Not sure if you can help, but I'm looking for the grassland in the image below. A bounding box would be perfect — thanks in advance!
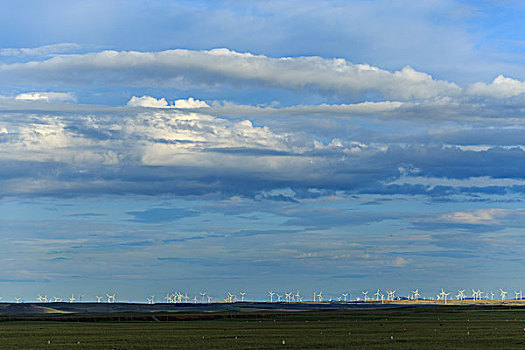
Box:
[1,306,525,349]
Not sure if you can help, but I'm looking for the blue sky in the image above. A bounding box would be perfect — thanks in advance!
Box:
[0,0,524,302]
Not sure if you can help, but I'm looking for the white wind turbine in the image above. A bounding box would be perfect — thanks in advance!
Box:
[69,295,76,303]
[456,290,465,301]
[362,291,369,302]
[268,291,275,302]
[440,289,450,304]
[37,294,44,302]
[285,292,292,303]
[374,289,381,301]
[200,292,206,302]
[313,291,316,302]
[193,295,198,303]
[14,297,21,303]
[96,296,103,303]
[342,293,349,302]
[295,291,301,302]
[500,289,508,301]
[490,292,495,300]
[515,290,522,300]
[53,296,61,302]
[277,294,283,302]
[147,296,154,304]
[317,291,323,302]
[239,292,246,302]
[106,293,116,303]
[412,289,420,301]
[207,295,212,303]
[387,290,396,301]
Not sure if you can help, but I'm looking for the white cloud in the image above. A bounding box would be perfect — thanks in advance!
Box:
[439,209,525,226]
[15,92,76,103]
[467,75,525,98]
[391,256,411,267]
[127,96,209,109]
[173,97,209,108]
[1,48,461,101]
[127,96,169,108]
[207,100,404,117]
[0,43,81,57]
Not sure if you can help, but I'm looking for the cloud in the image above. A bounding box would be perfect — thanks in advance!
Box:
[15,92,76,103]
[467,75,525,98]
[411,209,525,232]
[391,256,411,267]
[127,96,209,109]
[127,95,169,108]
[439,209,525,226]
[173,97,209,108]
[0,43,81,57]
[0,48,461,101]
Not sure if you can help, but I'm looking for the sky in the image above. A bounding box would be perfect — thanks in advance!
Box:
[0,0,524,302]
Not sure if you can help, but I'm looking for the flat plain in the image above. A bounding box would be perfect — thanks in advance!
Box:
[1,305,525,349]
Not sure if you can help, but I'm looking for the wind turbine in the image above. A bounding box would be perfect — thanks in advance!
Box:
[53,296,61,302]
[69,295,76,303]
[342,293,349,302]
[277,294,283,302]
[14,297,21,303]
[515,291,522,300]
[268,291,275,302]
[362,291,369,302]
[147,296,154,304]
[200,292,206,302]
[239,292,246,302]
[96,296,103,303]
[285,292,292,303]
[500,289,508,301]
[412,289,420,301]
[37,294,44,302]
[440,289,450,304]
[295,291,301,302]
[317,291,323,302]
[456,290,465,301]
[207,295,212,303]
[387,290,396,301]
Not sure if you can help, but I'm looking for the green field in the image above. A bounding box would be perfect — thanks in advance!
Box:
[2,307,525,349]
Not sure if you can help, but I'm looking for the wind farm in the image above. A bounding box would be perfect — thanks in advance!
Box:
[1,292,525,349]
[3,287,525,309]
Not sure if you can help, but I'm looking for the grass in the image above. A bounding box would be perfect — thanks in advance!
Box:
[1,307,525,349]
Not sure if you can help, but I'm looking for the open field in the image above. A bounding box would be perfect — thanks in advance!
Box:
[1,305,525,349]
